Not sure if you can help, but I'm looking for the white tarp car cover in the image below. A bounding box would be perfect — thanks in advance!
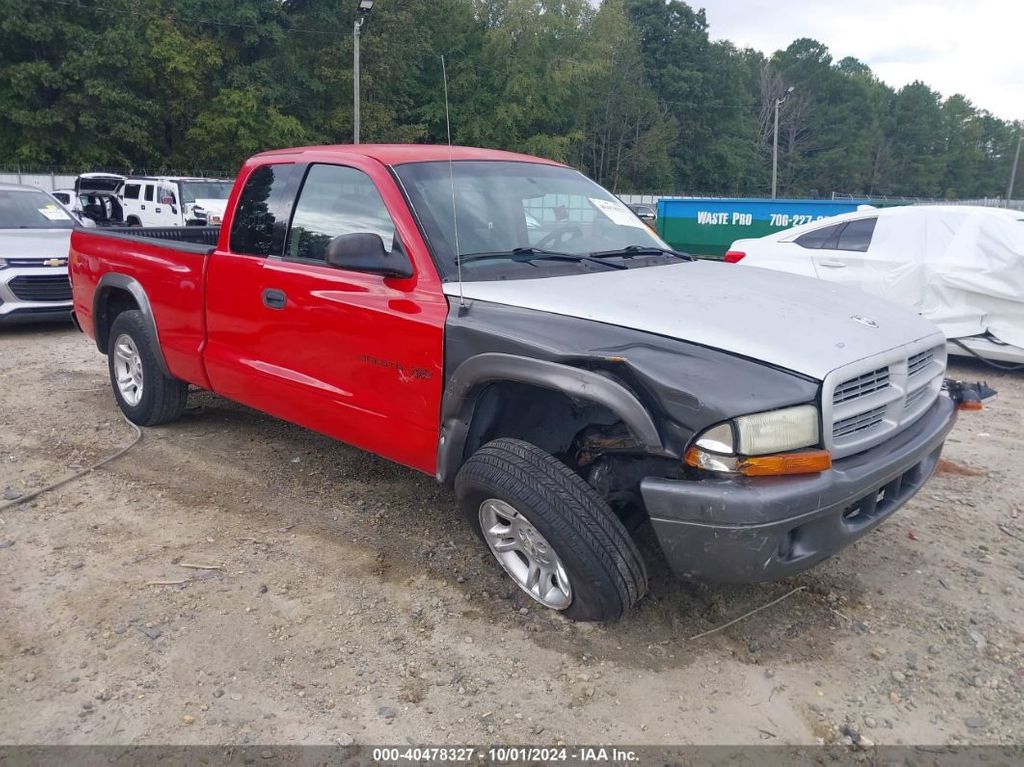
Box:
[856,206,1024,349]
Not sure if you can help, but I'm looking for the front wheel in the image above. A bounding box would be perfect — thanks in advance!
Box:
[456,438,648,621]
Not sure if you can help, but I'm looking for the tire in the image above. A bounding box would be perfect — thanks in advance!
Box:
[107,310,188,426]
[126,217,141,227]
[456,438,647,621]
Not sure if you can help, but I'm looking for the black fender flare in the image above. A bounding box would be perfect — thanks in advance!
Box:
[92,273,171,376]
[436,353,665,483]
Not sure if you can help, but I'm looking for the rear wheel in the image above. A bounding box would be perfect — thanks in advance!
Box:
[107,310,188,426]
[456,438,647,621]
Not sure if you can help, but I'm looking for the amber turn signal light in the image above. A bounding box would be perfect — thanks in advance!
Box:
[736,449,832,477]
[685,447,832,476]
[957,400,983,411]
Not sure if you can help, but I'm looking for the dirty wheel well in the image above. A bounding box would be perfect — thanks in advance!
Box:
[95,287,140,352]
[463,382,676,522]
[465,382,619,461]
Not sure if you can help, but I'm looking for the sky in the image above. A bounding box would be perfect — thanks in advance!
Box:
[700,0,1024,121]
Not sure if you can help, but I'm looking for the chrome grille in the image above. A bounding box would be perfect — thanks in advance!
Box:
[823,340,947,459]
[833,366,890,403]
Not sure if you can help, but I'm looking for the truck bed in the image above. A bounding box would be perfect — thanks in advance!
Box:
[80,225,221,252]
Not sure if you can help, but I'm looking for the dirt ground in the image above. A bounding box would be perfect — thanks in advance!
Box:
[1,322,1022,747]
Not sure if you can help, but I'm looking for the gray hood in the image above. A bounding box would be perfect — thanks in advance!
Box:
[0,229,73,259]
[443,260,943,380]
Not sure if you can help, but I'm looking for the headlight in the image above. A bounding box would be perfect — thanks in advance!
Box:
[0,257,8,269]
[734,404,819,455]
[686,404,830,477]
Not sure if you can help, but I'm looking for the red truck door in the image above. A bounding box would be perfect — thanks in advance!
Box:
[203,158,448,475]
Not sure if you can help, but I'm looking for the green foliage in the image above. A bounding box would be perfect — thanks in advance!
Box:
[0,0,1018,197]
[186,88,309,169]
[572,0,675,191]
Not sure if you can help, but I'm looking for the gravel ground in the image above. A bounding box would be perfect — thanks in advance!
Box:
[1,322,1022,747]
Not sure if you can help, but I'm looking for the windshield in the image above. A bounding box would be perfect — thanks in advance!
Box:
[0,189,76,230]
[394,161,671,281]
[180,181,233,204]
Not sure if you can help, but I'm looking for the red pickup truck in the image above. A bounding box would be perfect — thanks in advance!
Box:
[70,144,967,621]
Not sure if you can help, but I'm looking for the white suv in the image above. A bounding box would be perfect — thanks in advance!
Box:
[119,176,232,227]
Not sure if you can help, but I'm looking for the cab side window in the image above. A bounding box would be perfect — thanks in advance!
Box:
[285,164,396,263]
[143,185,154,202]
[229,164,296,257]
[123,184,140,200]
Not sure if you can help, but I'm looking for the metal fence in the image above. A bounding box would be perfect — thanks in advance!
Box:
[0,168,236,191]
[0,171,78,191]
[5,169,1022,211]
[618,192,1024,211]
[920,198,1024,211]
[829,192,1024,211]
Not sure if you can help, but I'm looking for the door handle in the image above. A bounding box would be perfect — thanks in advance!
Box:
[819,259,847,268]
[155,207,162,213]
[262,288,287,310]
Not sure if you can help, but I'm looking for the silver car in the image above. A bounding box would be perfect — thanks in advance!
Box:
[0,184,76,324]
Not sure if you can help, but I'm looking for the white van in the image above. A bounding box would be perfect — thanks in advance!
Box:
[119,176,233,227]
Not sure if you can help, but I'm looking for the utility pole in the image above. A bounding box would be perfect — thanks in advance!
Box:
[1007,129,1022,206]
[353,0,374,144]
[772,86,794,200]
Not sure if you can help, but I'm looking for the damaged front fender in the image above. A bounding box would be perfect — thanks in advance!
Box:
[435,352,665,484]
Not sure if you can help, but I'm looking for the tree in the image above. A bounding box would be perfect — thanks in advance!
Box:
[574,0,675,191]
[0,0,1017,198]
[0,0,155,166]
[623,0,716,189]
[186,88,308,169]
[885,82,945,196]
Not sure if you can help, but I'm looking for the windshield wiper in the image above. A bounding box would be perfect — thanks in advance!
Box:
[589,245,695,261]
[460,247,627,270]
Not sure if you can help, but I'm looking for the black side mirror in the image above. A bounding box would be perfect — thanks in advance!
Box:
[325,233,413,278]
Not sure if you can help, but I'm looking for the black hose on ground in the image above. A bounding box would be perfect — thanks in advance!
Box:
[0,414,143,513]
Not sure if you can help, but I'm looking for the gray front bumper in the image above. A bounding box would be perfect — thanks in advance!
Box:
[641,395,957,582]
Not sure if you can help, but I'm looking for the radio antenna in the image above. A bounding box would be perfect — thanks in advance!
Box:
[441,55,464,308]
